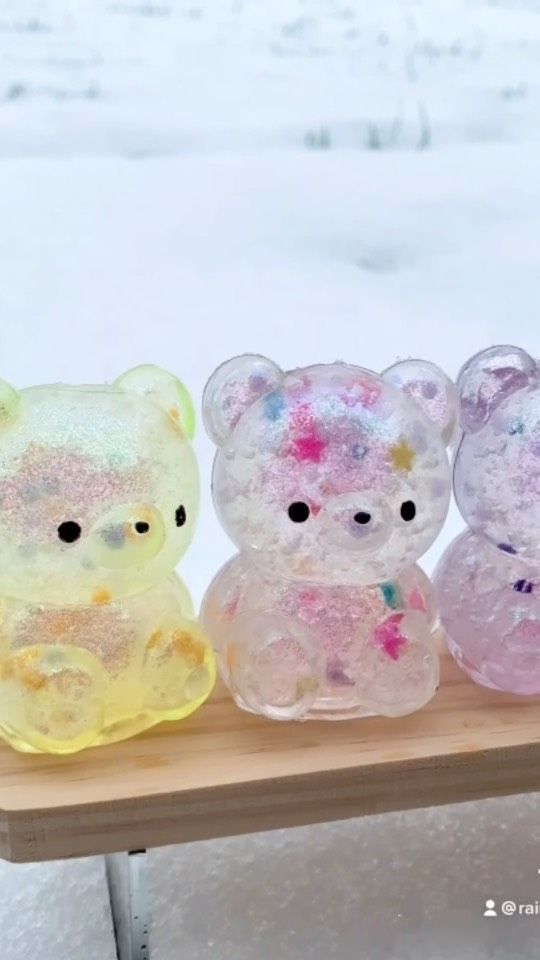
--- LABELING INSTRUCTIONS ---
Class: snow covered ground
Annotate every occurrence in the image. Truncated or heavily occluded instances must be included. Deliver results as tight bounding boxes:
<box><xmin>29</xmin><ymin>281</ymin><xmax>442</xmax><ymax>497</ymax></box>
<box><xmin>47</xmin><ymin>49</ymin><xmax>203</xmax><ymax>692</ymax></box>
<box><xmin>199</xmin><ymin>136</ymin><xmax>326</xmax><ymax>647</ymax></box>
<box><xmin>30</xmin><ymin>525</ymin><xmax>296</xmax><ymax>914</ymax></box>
<box><xmin>0</xmin><ymin>1</ymin><xmax>539</xmax><ymax>958</ymax></box>
<box><xmin>1</xmin><ymin>0</ymin><xmax>540</xmax><ymax>155</ymax></box>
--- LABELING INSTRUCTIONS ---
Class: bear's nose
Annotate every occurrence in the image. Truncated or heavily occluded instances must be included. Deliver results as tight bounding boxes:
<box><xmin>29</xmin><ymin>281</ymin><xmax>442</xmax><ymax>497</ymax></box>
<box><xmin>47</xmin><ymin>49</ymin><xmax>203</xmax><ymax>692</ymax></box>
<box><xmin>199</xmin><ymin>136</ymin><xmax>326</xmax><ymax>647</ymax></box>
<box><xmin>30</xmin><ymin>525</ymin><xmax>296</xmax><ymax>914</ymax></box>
<box><xmin>322</xmin><ymin>494</ymin><xmax>391</xmax><ymax>552</ymax></box>
<box><xmin>88</xmin><ymin>504</ymin><xmax>165</xmax><ymax>569</ymax></box>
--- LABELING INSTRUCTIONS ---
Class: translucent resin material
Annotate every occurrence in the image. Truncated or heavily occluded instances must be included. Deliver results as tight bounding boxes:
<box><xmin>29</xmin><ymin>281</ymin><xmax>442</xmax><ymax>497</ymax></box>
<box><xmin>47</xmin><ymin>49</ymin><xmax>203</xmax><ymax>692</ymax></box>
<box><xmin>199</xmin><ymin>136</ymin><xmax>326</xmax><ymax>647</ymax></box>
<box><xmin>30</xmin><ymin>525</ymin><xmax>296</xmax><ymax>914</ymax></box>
<box><xmin>435</xmin><ymin>345</ymin><xmax>540</xmax><ymax>695</ymax></box>
<box><xmin>0</xmin><ymin>366</ymin><xmax>215</xmax><ymax>753</ymax></box>
<box><xmin>201</xmin><ymin>356</ymin><xmax>457</xmax><ymax>720</ymax></box>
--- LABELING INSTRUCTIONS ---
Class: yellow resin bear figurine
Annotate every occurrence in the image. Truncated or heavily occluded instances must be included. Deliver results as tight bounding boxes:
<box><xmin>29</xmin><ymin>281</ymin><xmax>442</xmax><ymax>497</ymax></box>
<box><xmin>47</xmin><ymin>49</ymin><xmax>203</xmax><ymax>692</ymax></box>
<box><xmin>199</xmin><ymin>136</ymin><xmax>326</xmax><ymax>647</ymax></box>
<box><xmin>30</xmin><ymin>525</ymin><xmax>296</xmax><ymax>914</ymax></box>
<box><xmin>0</xmin><ymin>366</ymin><xmax>215</xmax><ymax>754</ymax></box>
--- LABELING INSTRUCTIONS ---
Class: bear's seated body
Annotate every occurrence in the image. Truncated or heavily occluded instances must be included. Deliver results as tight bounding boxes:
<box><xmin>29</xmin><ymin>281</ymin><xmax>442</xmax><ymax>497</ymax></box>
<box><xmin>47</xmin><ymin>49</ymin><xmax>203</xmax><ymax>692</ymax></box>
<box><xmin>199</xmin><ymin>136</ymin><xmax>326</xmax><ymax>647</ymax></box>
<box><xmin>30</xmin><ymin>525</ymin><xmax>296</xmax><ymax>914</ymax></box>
<box><xmin>0</xmin><ymin>366</ymin><xmax>215</xmax><ymax>753</ymax></box>
<box><xmin>435</xmin><ymin>345</ymin><xmax>540</xmax><ymax>695</ymax></box>
<box><xmin>202</xmin><ymin>356</ymin><xmax>456</xmax><ymax>720</ymax></box>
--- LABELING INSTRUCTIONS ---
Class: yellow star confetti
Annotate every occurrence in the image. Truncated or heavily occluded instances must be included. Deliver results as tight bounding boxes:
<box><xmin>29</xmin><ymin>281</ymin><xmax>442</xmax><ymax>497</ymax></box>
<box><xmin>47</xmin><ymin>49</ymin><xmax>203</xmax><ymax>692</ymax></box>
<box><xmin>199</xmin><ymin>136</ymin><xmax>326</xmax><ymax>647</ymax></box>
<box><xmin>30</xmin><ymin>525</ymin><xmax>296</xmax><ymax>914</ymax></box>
<box><xmin>390</xmin><ymin>438</ymin><xmax>416</xmax><ymax>472</ymax></box>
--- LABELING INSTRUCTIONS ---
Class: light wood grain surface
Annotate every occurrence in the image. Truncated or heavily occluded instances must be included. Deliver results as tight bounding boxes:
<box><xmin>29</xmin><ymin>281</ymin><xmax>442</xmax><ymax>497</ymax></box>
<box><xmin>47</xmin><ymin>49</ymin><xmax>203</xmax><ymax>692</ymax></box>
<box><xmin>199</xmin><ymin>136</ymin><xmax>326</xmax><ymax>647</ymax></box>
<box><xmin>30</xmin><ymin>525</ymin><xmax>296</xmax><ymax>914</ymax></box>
<box><xmin>0</xmin><ymin>651</ymin><xmax>539</xmax><ymax>863</ymax></box>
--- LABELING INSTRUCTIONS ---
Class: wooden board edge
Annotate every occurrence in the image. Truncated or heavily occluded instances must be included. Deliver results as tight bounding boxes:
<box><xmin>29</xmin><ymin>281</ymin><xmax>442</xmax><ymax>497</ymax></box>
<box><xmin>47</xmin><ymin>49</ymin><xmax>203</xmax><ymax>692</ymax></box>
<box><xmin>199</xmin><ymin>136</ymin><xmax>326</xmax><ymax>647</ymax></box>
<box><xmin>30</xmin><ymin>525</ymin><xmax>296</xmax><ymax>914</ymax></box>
<box><xmin>2</xmin><ymin>743</ymin><xmax>540</xmax><ymax>863</ymax></box>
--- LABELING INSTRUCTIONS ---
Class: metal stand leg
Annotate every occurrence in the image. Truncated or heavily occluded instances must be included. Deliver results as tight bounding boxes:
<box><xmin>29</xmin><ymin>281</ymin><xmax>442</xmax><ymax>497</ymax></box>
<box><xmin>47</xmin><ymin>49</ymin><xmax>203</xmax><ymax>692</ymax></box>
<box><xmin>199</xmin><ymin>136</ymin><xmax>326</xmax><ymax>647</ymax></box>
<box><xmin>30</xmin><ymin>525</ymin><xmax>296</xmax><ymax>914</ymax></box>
<box><xmin>105</xmin><ymin>850</ymin><xmax>150</xmax><ymax>960</ymax></box>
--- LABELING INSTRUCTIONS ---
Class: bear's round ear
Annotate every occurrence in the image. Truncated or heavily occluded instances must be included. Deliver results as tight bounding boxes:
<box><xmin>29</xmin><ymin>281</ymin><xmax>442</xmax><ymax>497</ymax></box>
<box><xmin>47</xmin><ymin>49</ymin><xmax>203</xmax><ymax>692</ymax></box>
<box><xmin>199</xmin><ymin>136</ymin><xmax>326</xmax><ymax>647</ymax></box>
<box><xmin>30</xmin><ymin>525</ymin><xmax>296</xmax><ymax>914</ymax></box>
<box><xmin>0</xmin><ymin>379</ymin><xmax>20</xmax><ymax>427</ymax></box>
<box><xmin>457</xmin><ymin>345</ymin><xmax>537</xmax><ymax>434</ymax></box>
<box><xmin>115</xmin><ymin>365</ymin><xmax>195</xmax><ymax>440</ymax></box>
<box><xmin>203</xmin><ymin>354</ymin><xmax>284</xmax><ymax>445</ymax></box>
<box><xmin>382</xmin><ymin>359</ymin><xmax>458</xmax><ymax>445</ymax></box>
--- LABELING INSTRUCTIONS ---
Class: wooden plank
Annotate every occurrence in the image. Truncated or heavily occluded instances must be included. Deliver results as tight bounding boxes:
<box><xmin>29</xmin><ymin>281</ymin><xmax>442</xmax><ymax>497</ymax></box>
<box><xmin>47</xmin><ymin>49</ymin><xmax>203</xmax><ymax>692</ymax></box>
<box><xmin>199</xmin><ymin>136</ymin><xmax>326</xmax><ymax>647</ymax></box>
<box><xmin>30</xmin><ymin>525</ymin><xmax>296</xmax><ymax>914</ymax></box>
<box><xmin>1</xmin><ymin>651</ymin><xmax>539</xmax><ymax>863</ymax></box>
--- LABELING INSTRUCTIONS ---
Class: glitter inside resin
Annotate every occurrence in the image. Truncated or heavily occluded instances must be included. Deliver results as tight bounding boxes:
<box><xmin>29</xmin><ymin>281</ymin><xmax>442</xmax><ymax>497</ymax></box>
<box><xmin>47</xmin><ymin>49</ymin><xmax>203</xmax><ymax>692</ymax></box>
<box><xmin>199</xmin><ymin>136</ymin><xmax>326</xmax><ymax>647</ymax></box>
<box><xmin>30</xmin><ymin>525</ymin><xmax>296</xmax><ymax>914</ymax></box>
<box><xmin>0</xmin><ymin>366</ymin><xmax>215</xmax><ymax>753</ymax></box>
<box><xmin>434</xmin><ymin>345</ymin><xmax>540</xmax><ymax>695</ymax></box>
<box><xmin>201</xmin><ymin>355</ymin><xmax>457</xmax><ymax>720</ymax></box>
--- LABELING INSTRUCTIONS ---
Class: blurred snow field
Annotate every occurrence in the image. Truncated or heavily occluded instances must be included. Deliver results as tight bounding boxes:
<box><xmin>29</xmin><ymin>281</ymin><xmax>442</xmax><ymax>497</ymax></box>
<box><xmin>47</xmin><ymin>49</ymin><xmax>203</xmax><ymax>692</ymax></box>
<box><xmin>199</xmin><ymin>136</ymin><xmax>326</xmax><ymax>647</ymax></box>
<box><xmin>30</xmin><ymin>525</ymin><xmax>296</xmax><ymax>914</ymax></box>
<box><xmin>0</xmin><ymin>0</ymin><xmax>539</xmax><ymax>156</ymax></box>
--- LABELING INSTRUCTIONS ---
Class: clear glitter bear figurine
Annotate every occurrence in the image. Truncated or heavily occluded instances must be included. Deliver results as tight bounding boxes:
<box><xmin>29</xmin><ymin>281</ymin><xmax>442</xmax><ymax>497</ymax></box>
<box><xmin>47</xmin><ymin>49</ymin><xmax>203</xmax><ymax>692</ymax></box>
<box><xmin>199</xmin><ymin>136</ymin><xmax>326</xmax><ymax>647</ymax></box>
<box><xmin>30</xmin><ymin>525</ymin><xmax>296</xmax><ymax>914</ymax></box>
<box><xmin>434</xmin><ymin>345</ymin><xmax>540</xmax><ymax>695</ymax></box>
<box><xmin>0</xmin><ymin>366</ymin><xmax>215</xmax><ymax>753</ymax></box>
<box><xmin>201</xmin><ymin>355</ymin><xmax>457</xmax><ymax>720</ymax></box>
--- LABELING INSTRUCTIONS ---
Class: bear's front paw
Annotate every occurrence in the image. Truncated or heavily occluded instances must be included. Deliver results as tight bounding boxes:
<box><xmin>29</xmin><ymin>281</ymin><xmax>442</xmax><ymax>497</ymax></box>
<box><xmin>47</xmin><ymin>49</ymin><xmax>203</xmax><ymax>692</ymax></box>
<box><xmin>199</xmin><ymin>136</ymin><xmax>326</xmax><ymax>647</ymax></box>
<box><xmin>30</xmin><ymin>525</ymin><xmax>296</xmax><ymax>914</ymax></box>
<box><xmin>224</xmin><ymin>612</ymin><xmax>322</xmax><ymax>721</ymax></box>
<box><xmin>0</xmin><ymin>644</ymin><xmax>105</xmax><ymax>754</ymax></box>
<box><xmin>142</xmin><ymin>621</ymin><xmax>215</xmax><ymax>720</ymax></box>
<box><xmin>354</xmin><ymin>611</ymin><xmax>439</xmax><ymax>717</ymax></box>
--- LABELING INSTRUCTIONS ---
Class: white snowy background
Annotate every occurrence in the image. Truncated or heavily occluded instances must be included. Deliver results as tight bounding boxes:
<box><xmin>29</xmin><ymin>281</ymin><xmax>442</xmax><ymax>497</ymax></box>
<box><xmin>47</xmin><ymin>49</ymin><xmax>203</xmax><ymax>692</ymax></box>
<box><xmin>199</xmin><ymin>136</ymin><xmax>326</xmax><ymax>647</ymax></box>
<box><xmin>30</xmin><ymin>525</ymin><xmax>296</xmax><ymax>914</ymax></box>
<box><xmin>0</xmin><ymin>0</ymin><xmax>539</xmax><ymax>957</ymax></box>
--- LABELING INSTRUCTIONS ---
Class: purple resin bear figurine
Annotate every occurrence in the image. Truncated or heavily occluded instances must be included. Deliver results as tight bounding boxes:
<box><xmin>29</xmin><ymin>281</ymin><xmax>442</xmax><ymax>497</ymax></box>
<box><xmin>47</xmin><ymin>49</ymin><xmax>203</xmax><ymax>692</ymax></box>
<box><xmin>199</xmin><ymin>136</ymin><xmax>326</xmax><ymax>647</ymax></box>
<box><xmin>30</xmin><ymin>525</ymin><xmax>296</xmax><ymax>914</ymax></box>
<box><xmin>201</xmin><ymin>354</ymin><xmax>457</xmax><ymax>721</ymax></box>
<box><xmin>435</xmin><ymin>345</ymin><xmax>540</xmax><ymax>694</ymax></box>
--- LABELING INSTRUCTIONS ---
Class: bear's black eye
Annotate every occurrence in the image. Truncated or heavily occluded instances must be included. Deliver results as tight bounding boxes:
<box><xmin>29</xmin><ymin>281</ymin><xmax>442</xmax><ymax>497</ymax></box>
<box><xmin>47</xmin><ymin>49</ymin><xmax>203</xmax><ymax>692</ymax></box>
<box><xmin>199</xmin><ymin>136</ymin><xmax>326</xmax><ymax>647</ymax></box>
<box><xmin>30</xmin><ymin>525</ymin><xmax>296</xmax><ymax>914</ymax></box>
<box><xmin>175</xmin><ymin>505</ymin><xmax>187</xmax><ymax>527</ymax></box>
<box><xmin>400</xmin><ymin>500</ymin><xmax>416</xmax><ymax>522</ymax></box>
<box><xmin>288</xmin><ymin>501</ymin><xmax>310</xmax><ymax>523</ymax></box>
<box><xmin>58</xmin><ymin>521</ymin><xmax>82</xmax><ymax>543</ymax></box>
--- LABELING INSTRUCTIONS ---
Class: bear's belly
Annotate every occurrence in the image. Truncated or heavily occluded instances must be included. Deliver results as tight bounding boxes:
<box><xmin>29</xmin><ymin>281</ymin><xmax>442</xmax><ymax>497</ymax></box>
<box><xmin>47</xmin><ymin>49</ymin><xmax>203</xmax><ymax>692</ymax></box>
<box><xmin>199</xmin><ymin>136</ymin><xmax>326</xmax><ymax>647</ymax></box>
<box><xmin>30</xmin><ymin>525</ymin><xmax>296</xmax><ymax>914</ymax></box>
<box><xmin>0</xmin><ymin>574</ymin><xmax>213</xmax><ymax>752</ymax></box>
<box><xmin>202</xmin><ymin>555</ymin><xmax>436</xmax><ymax>719</ymax></box>
<box><xmin>0</xmin><ymin>579</ymin><xmax>184</xmax><ymax>674</ymax></box>
<box><xmin>435</xmin><ymin>531</ymin><xmax>540</xmax><ymax>694</ymax></box>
